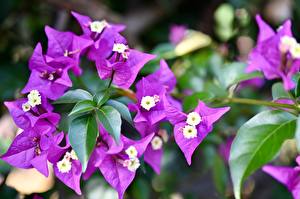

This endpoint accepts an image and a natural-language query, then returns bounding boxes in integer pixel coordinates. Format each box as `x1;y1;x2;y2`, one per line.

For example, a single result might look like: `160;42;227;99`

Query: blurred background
0;0;300;198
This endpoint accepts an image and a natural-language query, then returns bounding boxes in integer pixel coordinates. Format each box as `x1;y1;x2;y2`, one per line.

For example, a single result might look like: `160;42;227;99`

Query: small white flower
123;158;140;172
186;112;202;126
151;136;163;150
70;150;78;160
279;36;297;53
182;125;198;139
22;102;31;112
90;20;108;33
125;146;138;158
27;90;41;107
113;43;128;54
141;96;157;111
290;43;300;59
57;158;72;173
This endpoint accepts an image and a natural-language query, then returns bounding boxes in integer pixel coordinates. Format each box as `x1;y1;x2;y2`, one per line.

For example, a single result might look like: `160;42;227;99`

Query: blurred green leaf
229;110;296;199
213;154;228;197
183;91;215;111
69;114;98;171
272;82;290;100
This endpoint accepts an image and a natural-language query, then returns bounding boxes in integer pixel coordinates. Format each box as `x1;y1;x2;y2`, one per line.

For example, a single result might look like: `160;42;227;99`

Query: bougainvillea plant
3;11;300;199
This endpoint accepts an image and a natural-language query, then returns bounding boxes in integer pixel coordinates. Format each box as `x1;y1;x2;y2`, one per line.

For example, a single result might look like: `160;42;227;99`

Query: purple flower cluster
1;11;230;198
247;15;300;90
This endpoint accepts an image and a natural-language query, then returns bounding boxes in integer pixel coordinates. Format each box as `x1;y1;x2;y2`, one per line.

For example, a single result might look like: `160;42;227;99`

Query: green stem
224;97;300;111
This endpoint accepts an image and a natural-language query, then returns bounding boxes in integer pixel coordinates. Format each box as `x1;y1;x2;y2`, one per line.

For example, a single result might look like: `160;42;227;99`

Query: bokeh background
0;0;300;198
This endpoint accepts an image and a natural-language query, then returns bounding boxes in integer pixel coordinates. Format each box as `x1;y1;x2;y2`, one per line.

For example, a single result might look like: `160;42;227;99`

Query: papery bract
22;43;72;100
45;26;93;75
246;15;300;90
84;126;154;199
1;116;61;177
166;100;230;165
263;156;300;199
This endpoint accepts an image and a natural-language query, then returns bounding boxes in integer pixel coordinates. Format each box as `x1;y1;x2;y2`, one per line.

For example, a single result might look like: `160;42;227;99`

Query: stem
107;70;115;89
224;97;300;111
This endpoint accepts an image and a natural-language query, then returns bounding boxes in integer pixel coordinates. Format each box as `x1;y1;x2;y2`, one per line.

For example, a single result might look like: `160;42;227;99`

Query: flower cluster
246;15;300;90
1;11;230;198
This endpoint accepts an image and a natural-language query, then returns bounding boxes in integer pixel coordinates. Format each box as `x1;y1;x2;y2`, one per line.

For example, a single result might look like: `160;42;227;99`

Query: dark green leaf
96;106;121;142
68;114;98;171
229;110;297;199
272;82;290;100
69;100;95;116
183;91;215;111
94;89;110;107
106;99;133;125
294;74;300;97
54;89;93;104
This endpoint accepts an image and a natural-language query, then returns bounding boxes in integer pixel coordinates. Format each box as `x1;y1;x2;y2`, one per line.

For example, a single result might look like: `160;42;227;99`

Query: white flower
141;96;157;111
70;150;78;160
113;43;128;54
279;36;297;53
125;146;138;158
290;43;300;59
186;112;202;126
90;20;108;33
151;136;163;150
182;125;198;139
123;158;140;172
27;90;41;107
57;158;72;173
22;102;31;112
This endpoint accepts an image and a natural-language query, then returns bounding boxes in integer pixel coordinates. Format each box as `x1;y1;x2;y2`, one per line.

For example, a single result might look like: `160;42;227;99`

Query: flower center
141;95;160;111
182;125;198;139
113;43;129;59
125;146;138;159
40;68;63;81
57;150;78;173
57;158;72;173
151;136;163;150
90;20;108;33
122;157;140;172
27;90;42;108
186;112;202;126
279;36;296;54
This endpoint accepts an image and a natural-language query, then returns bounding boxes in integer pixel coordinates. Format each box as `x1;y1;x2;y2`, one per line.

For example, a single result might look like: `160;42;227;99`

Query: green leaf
54;89;93;104
69;100;96;117
295;117;300;152
94;90;110;107
96;106;122;142
272;82;290;100
213;154;228;197
232;71;263;85
106;99;133;125
183;91;215;111
68;114;98;171
294;74;300;97
229;110;297;199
